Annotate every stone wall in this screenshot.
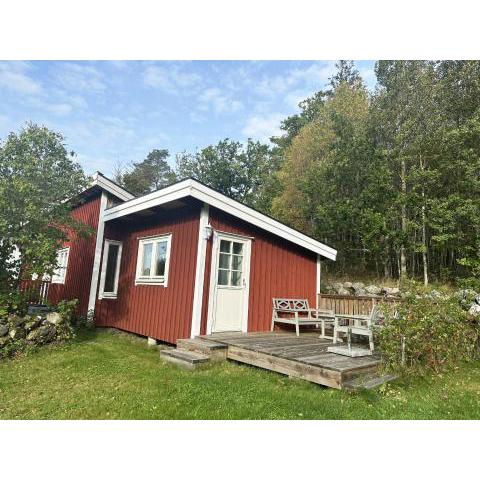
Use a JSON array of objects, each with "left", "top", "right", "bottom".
[
  {"left": 323, "top": 281, "right": 480, "bottom": 318},
  {"left": 0, "top": 311, "right": 74, "bottom": 359},
  {"left": 324, "top": 281, "right": 400, "bottom": 298}
]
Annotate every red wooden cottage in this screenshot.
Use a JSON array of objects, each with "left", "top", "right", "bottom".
[{"left": 46, "top": 172, "right": 337, "bottom": 344}]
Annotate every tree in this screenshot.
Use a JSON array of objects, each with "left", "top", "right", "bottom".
[
  {"left": 118, "top": 149, "right": 176, "bottom": 196},
  {"left": 176, "top": 139, "right": 275, "bottom": 209},
  {"left": 329, "top": 60, "right": 364, "bottom": 90},
  {"left": 0, "top": 123, "right": 89, "bottom": 293}
]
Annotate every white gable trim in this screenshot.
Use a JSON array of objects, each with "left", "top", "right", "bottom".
[
  {"left": 91, "top": 172, "right": 135, "bottom": 202},
  {"left": 103, "top": 179, "right": 337, "bottom": 260}
]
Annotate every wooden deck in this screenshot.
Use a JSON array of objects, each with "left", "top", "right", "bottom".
[{"left": 200, "top": 332, "right": 382, "bottom": 390}]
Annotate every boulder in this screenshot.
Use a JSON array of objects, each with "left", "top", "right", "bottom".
[
  {"left": 475, "top": 293, "right": 480, "bottom": 306},
  {"left": 46, "top": 312, "right": 64, "bottom": 325},
  {"left": 337, "top": 287, "right": 351, "bottom": 296},
  {"left": 352, "top": 282, "right": 365, "bottom": 293},
  {"left": 0, "top": 324, "right": 9, "bottom": 337},
  {"left": 0, "top": 336, "right": 10, "bottom": 348},
  {"left": 332, "top": 282, "right": 344, "bottom": 294},
  {"left": 468, "top": 304, "right": 480, "bottom": 317},
  {"left": 26, "top": 324, "right": 56, "bottom": 344},
  {"left": 365, "top": 285, "right": 382, "bottom": 296},
  {"left": 343, "top": 281, "right": 353, "bottom": 289},
  {"left": 382, "top": 286, "right": 400, "bottom": 297},
  {"left": 9, "top": 327, "right": 26, "bottom": 340},
  {"left": 24, "top": 318, "right": 42, "bottom": 332},
  {"left": 9, "top": 315, "right": 26, "bottom": 328}
]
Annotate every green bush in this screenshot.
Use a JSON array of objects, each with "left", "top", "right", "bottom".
[
  {"left": 377, "top": 284, "right": 479, "bottom": 375},
  {"left": 0, "top": 291, "right": 31, "bottom": 318}
]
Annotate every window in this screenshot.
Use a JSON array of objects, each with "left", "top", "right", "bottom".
[
  {"left": 217, "top": 239, "right": 243, "bottom": 287},
  {"left": 51, "top": 247, "right": 70, "bottom": 284},
  {"left": 135, "top": 234, "right": 172, "bottom": 286},
  {"left": 99, "top": 240, "right": 123, "bottom": 298}
]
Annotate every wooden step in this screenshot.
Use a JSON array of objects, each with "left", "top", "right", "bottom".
[
  {"left": 160, "top": 348, "right": 210, "bottom": 369},
  {"left": 177, "top": 338, "right": 227, "bottom": 360},
  {"left": 342, "top": 373, "right": 398, "bottom": 391}
]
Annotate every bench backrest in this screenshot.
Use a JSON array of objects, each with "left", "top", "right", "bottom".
[{"left": 272, "top": 298, "right": 310, "bottom": 311}]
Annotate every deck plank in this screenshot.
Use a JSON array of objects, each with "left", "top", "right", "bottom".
[{"left": 203, "top": 331, "right": 382, "bottom": 388}]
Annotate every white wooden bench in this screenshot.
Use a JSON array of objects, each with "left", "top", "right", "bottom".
[
  {"left": 271, "top": 298, "right": 335, "bottom": 338},
  {"left": 331, "top": 304, "right": 382, "bottom": 353}
]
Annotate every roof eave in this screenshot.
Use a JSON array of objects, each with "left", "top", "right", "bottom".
[{"left": 102, "top": 179, "right": 337, "bottom": 261}]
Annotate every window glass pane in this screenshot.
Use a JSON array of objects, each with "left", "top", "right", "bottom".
[
  {"left": 220, "top": 240, "right": 231, "bottom": 253},
  {"left": 231, "top": 270, "right": 242, "bottom": 286},
  {"left": 232, "top": 242, "right": 243, "bottom": 255},
  {"left": 142, "top": 243, "right": 153, "bottom": 276},
  {"left": 219, "top": 253, "right": 230, "bottom": 270},
  {"left": 217, "top": 269, "right": 229, "bottom": 285},
  {"left": 154, "top": 241, "right": 167, "bottom": 276},
  {"left": 232, "top": 255, "right": 243, "bottom": 271},
  {"left": 104, "top": 244, "right": 119, "bottom": 292}
]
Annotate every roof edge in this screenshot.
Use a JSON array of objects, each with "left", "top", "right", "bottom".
[
  {"left": 91, "top": 172, "right": 135, "bottom": 202},
  {"left": 103, "top": 178, "right": 336, "bottom": 260}
]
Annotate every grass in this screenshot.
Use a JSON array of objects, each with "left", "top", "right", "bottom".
[{"left": 0, "top": 328, "right": 479, "bottom": 419}]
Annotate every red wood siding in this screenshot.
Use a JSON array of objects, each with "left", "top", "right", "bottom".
[
  {"left": 200, "top": 207, "right": 317, "bottom": 334},
  {"left": 94, "top": 203, "right": 200, "bottom": 344},
  {"left": 47, "top": 194, "right": 101, "bottom": 316}
]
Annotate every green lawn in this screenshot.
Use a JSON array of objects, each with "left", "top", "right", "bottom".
[{"left": 1, "top": 329, "right": 479, "bottom": 419}]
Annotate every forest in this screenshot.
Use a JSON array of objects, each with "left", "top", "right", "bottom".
[{"left": 114, "top": 61, "right": 480, "bottom": 287}]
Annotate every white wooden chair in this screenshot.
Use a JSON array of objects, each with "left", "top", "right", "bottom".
[
  {"left": 332, "top": 304, "right": 382, "bottom": 352},
  {"left": 271, "top": 298, "right": 335, "bottom": 338}
]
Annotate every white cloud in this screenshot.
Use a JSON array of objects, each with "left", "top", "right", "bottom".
[
  {"left": 44, "top": 103, "right": 73, "bottom": 116},
  {"left": 255, "top": 61, "right": 335, "bottom": 98},
  {"left": 143, "top": 65, "right": 202, "bottom": 93},
  {"left": 0, "top": 62, "right": 42, "bottom": 95},
  {"left": 283, "top": 89, "right": 313, "bottom": 110},
  {"left": 198, "top": 87, "right": 243, "bottom": 114},
  {"left": 242, "top": 113, "right": 284, "bottom": 142},
  {"left": 52, "top": 63, "right": 106, "bottom": 92}
]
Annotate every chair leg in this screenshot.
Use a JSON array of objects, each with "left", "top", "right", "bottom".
[
  {"left": 347, "top": 328, "right": 352, "bottom": 350},
  {"left": 295, "top": 321, "right": 300, "bottom": 337},
  {"left": 369, "top": 332, "right": 374, "bottom": 352},
  {"left": 271, "top": 318, "right": 275, "bottom": 332},
  {"left": 321, "top": 320, "right": 325, "bottom": 339}
]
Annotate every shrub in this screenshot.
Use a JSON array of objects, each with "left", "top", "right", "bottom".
[
  {"left": 0, "top": 290, "right": 31, "bottom": 318},
  {"left": 377, "top": 284, "right": 479, "bottom": 375}
]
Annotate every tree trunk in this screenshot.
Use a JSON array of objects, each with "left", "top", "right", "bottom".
[
  {"left": 400, "top": 158, "right": 408, "bottom": 282},
  {"left": 420, "top": 155, "right": 429, "bottom": 286}
]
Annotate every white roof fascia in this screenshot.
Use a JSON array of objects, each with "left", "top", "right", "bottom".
[
  {"left": 91, "top": 172, "right": 135, "bottom": 202},
  {"left": 102, "top": 179, "right": 337, "bottom": 260}
]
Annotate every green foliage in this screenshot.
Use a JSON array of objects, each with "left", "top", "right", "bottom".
[
  {"left": 116, "top": 149, "right": 176, "bottom": 196},
  {"left": 176, "top": 138, "right": 276, "bottom": 209},
  {"left": 377, "top": 284, "right": 479, "bottom": 374},
  {"left": 0, "top": 123, "right": 89, "bottom": 293},
  {"left": 0, "top": 290, "right": 32, "bottom": 317},
  {"left": 266, "top": 60, "right": 480, "bottom": 285},
  {"left": 56, "top": 298, "right": 78, "bottom": 323}
]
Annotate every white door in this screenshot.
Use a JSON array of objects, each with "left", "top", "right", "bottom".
[{"left": 208, "top": 232, "right": 251, "bottom": 333}]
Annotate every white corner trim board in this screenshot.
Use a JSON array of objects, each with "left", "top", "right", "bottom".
[
  {"left": 190, "top": 203, "right": 209, "bottom": 338},
  {"left": 103, "top": 179, "right": 337, "bottom": 261},
  {"left": 87, "top": 192, "right": 108, "bottom": 313}
]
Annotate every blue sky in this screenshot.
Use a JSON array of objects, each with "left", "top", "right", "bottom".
[{"left": 0, "top": 61, "right": 376, "bottom": 176}]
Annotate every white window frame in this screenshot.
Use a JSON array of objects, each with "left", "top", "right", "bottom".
[
  {"left": 135, "top": 234, "right": 172, "bottom": 287},
  {"left": 51, "top": 247, "right": 70, "bottom": 284},
  {"left": 98, "top": 239, "right": 123, "bottom": 299}
]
